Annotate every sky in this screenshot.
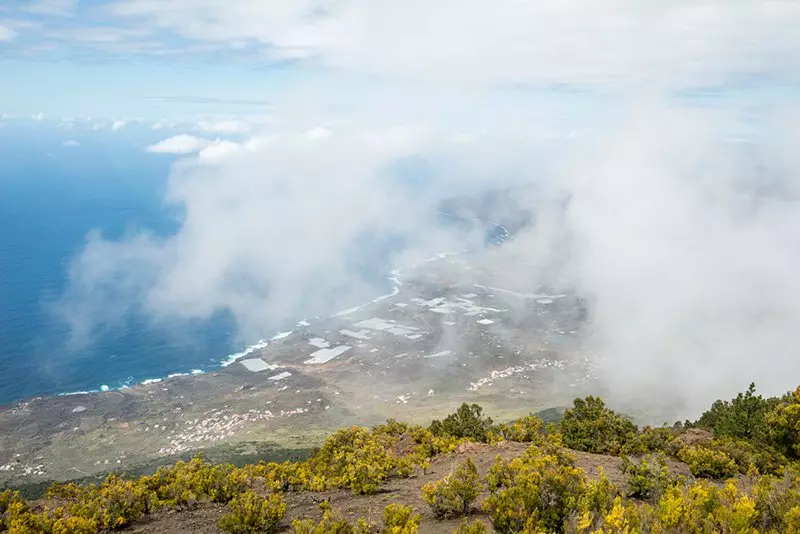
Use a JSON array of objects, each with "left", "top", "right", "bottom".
[{"left": 5, "top": 0, "right": 800, "bottom": 415}]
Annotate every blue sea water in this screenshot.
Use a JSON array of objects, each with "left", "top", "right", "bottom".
[
  {"left": 0, "top": 125, "right": 511, "bottom": 406},
  {"left": 0, "top": 126, "right": 244, "bottom": 405}
]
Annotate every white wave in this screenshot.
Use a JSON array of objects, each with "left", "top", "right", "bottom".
[
  {"left": 141, "top": 378, "right": 163, "bottom": 385},
  {"left": 271, "top": 330, "right": 292, "bottom": 340},
  {"left": 221, "top": 339, "right": 269, "bottom": 367}
]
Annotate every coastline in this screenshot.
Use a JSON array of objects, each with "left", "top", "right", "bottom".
[{"left": 46, "top": 251, "right": 456, "bottom": 404}]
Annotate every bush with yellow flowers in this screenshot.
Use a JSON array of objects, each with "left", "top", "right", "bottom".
[
  {"left": 306, "top": 426, "right": 397, "bottom": 494},
  {"left": 218, "top": 491, "right": 285, "bottom": 534},
  {"left": 483, "top": 444, "right": 587, "bottom": 533},
  {"left": 452, "top": 519, "right": 489, "bottom": 534},
  {"left": 66, "top": 474, "right": 151, "bottom": 529},
  {"left": 496, "top": 414, "right": 546, "bottom": 444},
  {"left": 382, "top": 503, "right": 420, "bottom": 534},
  {"left": 0, "top": 490, "right": 26, "bottom": 531},
  {"left": 766, "top": 386, "right": 800, "bottom": 459},
  {"left": 677, "top": 444, "right": 738, "bottom": 479},
  {"left": 422, "top": 458, "right": 481, "bottom": 519},
  {"left": 290, "top": 501, "right": 372, "bottom": 534}
]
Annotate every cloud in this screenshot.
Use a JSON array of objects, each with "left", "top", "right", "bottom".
[
  {"left": 53, "top": 2, "right": 800, "bottom": 420},
  {"left": 146, "top": 134, "right": 212, "bottom": 154},
  {"left": 31, "top": 112, "right": 46, "bottom": 121},
  {"left": 195, "top": 120, "right": 251, "bottom": 134},
  {"left": 62, "top": 139, "right": 79, "bottom": 146},
  {"left": 0, "top": 24, "right": 18, "bottom": 41},
  {"left": 197, "top": 140, "right": 242, "bottom": 163},
  {"left": 99, "top": 0, "right": 800, "bottom": 88},
  {"left": 111, "top": 120, "right": 127, "bottom": 131},
  {"left": 62, "top": 124, "right": 475, "bottom": 347}
]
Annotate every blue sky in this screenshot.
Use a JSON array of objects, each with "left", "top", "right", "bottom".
[{"left": 2, "top": 0, "right": 800, "bottom": 125}]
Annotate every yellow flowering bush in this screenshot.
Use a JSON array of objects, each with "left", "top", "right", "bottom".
[
  {"left": 218, "top": 491, "right": 285, "bottom": 534},
  {"left": 421, "top": 458, "right": 481, "bottom": 519}
]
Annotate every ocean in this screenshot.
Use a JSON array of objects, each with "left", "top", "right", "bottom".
[
  {"left": 0, "top": 127, "right": 246, "bottom": 405},
  {"left": 0, "top": 125, "right": 514, "bottom": 406}
]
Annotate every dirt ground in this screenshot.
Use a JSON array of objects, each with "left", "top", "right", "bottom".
[{"left": 120, "top": 442, "right": 693, "bottom": 534}]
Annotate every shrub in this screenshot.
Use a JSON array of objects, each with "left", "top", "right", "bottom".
[
  {"left": 140, "top": 457, "right": 249, "bottom": 507},
  {"left": 678, "top": 445, "right": 738, "bottom": 479},
  {"left": 453, "top": 519, "right": 488, "bottom": 534},
  {"left": 766, "top": 386, "right": 800, "bottom": 459},
  {"left": 710, "top": 436, "right": 787, "bottom": 476},
  {"left": 0, "top": 490, "right": 26, "bottom": 530},
  {"left": 52, "top": 515, "right": 99, "bottom": 534},
  {"left": 560, "top": 396, "right": 637, "bottom": 455},
  {"left": 497, "top": 414, "right": 545, "bottom": 443},
  {"left": 290, "top": 504, "right": 371, "bottom": 534},
  {"left": 308, "top": 426, "right": 395, "bottom": 494},
  {"left": 67, "top": 474, "right": 151, "bottom": 529},
  {"left": 430, "top": 404, "right": 494, "bottom": 443},
  {"left": 620, "top": 454, "right": 679, "bottom": 501},
  {"left": 408, "top": 427, "right": 461, "bottom": 459},
  {"left": 483, "top": 445, "right": 586, "bottom": 533},
  {"left": 422, "top": 458, "right": 482, "bottom": 519},
  {"left": 695, "top": 383, "right": 774, "bottom": 442},
  {"left": 218, "top": 491, "right": 285, "bottom": 534},
  {"left": 382, "top": 503, "right": 420, "bottom": 534},
  {"left": 620, "top": 426, "right": 681, "bottom": 457}
]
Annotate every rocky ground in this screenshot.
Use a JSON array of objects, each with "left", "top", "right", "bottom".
[{"left": 0, "top": 253, "right": 599, "bottom": 489}]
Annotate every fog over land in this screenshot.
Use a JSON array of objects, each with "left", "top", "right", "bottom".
[{"left": 57, "top": 1, "right": 800, "bottom": 418}]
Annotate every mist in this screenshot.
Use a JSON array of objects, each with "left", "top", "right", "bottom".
[{"left": 57, "top": 1, "right": 800, "bottom": 420}]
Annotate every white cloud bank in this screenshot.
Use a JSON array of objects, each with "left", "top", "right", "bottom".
[
  {"left": 56, "top": 1, "right": 800, "bottom": 418},
  {"left": 195, "top": 120, "right": 251, "bottom": 134},
  {"left": 146, "top": 134, "right": 212, "bottom": 154},
  {"left": 101, "top": 0, "right": 800, "bottom": 89}
]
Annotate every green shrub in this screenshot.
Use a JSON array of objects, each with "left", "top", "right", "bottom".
[
  {"left": 621, "top": 454, "right": 680, "bottom": 501},
  {"left": 695, "top": 383, "right": 774, "bottom": 442},
  {"left": 710, "top": 436, "right": 787, "bottom": 476},
  {"left": 290, "top": 503, "right": 371, "bottom": 534},
  {"left": 430, "top": 403, "right": 494, "bottom": 443},
  {"left": 678, "top": 445, "right": 738, "bottom": 479},
  {"left": 140, "top": 457, "right": 249, "bottom": 507},
  {"left": 620, "top": 426, "right": 681, "bottom": 457},
  {"left": 452, "top": 519, "right": 488, "bottom": 534},
  {"left": 483, "top": 445, "right": 586, "bottom": 533},
  {"left": 218, "top": 491, "right": 285, "bottom": 534},
  {"left": 382, "top": 503, "right": 420, "bottom": 534},
  {"left": 560, "top": 396, "right": 637, "bottom": 455},
  {"left": 308, "top": 426, "right": 395, "bottom": 494},
  {"left": 497, "top": 414, "right": 545, "bottom": 443},
  {"left": 0, "top": 490, "right": 26, "bottom": 530},
  {"left": 766, "top": 386, "right": 800, "bottom": 459},
  {"left": 67, "top": 474, "right": 151, "bottom": 529},
  {"left": 422, "top": 458, "right": 482, "bottom": 519},
  {"left": 52, "top": 515, "right": 99, "bottom": 534}
]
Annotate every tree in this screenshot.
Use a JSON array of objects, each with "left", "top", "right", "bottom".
[
  {"left": 560, "top": 396, "right": 637, "bottom": 455},
  {"left": 430, "top": 403, "right": 494, "bottom": 442},
  {"left": 695, "top": 383, "right": 772, "bottom": 442}
]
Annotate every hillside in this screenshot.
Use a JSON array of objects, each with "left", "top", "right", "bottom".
[{"left": 3, "top": 384, "right": 800, "bottom": 533}]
